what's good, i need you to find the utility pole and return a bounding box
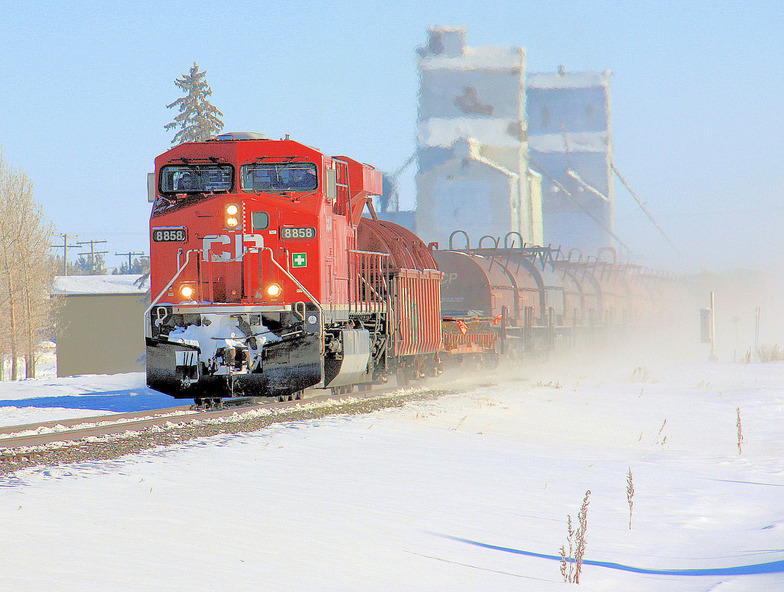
[51,233,79,276]
[77,239,108,274]
[115,251,146,272]
[700,291,717,361]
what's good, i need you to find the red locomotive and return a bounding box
[145,132,442,405]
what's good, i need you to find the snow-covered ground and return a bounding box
[1,350,784,590]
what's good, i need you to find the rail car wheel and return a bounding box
[483,353,500,370]
[330,386,354,396]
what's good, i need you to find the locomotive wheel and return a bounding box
[194,397,222,410]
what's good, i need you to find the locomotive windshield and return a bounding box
[160,164,233,194]
[241,162,318,192]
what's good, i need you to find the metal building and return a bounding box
[53,274,148,377]
[526,69,615,254]
[414,26,543,249]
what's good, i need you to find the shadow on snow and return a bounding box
[0,389,191,412]
[439,534,784,576]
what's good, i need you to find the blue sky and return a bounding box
[1,0,782,272]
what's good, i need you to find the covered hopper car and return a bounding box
[433,232,684,360]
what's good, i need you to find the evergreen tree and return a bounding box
[51,255,81,277]
[165,62,224,144]
[113,257,149,275]
[73,253,108,275]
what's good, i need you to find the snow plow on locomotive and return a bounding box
[145,133,442,404]
[145,133,683,404]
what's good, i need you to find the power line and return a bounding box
[611,163,681,257]
[528,155,632,254]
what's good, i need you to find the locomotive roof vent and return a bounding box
[213,131,269,141]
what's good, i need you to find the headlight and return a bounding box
[225,203,241,228]
[266,283,282,298]
[179,285,194,299]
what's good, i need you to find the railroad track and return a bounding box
[0,383,453,476]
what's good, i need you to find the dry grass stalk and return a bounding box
[560,490,591,584]
[757,344,784,362]
[652,419,667,446]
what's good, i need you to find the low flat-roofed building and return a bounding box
[52,274,149,377]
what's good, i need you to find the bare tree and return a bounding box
[19,202,56,377]
[0,152,56,379]
[165,62,224,144]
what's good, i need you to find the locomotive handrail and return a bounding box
[356,273,386,303]
[293,301,307,322]
[503,232,524,250]
[511,244,528,275]
[597,246,617,264]
[478,235,499,249]
[144,248,201,338]
[448,230,470,250]
[261,247,323,312]
[346,249,389,314]
[264,247,325,353]
[478,235,500,270]
[347,249,391,257]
